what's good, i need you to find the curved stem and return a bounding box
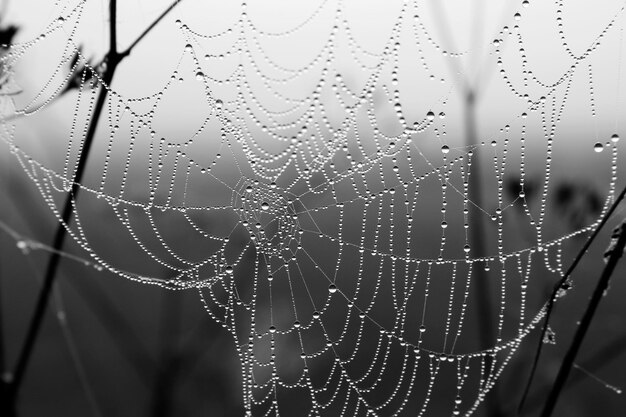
[2,0,184,413]
[121,0,183,58]
[5,2,119,405]
[517,184,626,415]
[540,221,626,417]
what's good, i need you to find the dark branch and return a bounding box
[4,0,184,411]
[120,0,183,58]
[540,221,626,417]
[109,0,117,54]
[523,333,626,413]
[517,184,626,415]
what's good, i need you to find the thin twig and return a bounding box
[6,1,120,402]
[540,221,626,417]
[2,167,157,391]
[3,0,183,411]
[523,333,626,414]
[1,1,183,124]
[109,0,117,55]
[517,184,626,415]
[427,2,501,413]
[151,287,183,417]
[120,1,182,58]
[465,89,502,417]
[427,0,470,94]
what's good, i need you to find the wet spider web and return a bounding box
[1,0,625,415]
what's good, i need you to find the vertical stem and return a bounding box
[0,1,183,414]
[151,289,183,417]
[517,184,626,415]
[540,222,626,417]
[1,2,119,413]
[109,0,117,55]
[8,57,119,396]
[465,91,499,414]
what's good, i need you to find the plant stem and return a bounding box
[425,3,500,411]
[517,184,626,415]
[4,4,120,410]
[151,288,183,417]
[540,221,626,417]
[121,1,182,57]
[1,0,183,412]
[522,332,626,414]
[464,90,501,415]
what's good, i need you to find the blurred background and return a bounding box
[1,0,626,416]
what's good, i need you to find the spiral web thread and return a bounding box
[1,0,625,415]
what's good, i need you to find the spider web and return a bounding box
[1,0,625,415]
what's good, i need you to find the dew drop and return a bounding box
[441,221,448,229]
[594,142,604,152]
[261,202,269,210]
[611,133,620,143]
[195,71,204,81]
[328,284,337,294]
[441,145,450,154]
[16,240,29,253]
[426,110,435,121]
[514,12,521,21]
